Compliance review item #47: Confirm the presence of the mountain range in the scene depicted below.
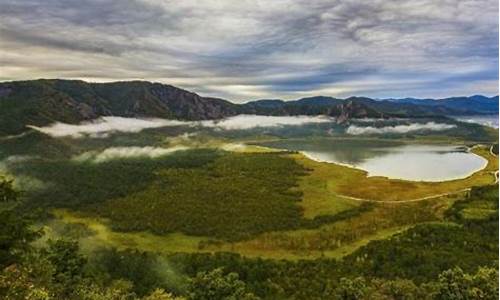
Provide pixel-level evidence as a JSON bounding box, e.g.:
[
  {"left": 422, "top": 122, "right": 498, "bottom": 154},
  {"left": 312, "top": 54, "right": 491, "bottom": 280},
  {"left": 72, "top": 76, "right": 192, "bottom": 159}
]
[
  {"left": 244, "top": 95, "right": 499, "bottom": 117},
  {"left": 0, "top": 79, "right": 498, "bottom": 136}
]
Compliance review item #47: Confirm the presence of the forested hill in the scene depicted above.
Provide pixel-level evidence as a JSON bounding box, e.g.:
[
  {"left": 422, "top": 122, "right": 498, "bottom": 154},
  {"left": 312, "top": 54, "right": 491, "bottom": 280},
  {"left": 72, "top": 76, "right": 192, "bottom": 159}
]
[
  {"left": 0, "top": 79, "right": 240, "bottom": 136},
  {"left": 0, "top": 79, "right": 498, "bottom": 136}
]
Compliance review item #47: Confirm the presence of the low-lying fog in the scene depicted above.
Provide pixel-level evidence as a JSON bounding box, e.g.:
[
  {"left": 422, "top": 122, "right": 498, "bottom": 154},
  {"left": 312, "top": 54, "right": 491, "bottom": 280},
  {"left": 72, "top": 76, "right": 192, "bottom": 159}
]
[
  {"left": 453, "top": 115, "right": 499, "bottom": 129},
  {"left": 73, "top": 146, "right": 189, "bottom": 163},
  {"left": 346, "top": 122, "right": 456, "bottom": 135},
  {"left": 28, "top": 115, "right": 457, "bottom": 138}
]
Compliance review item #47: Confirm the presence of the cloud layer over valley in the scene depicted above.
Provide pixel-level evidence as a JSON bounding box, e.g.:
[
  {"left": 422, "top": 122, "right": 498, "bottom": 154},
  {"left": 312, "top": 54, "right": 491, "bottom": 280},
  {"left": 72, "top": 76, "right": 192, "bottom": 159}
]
[
  {"left": 206, "top": 115, "right": 332, "bottom": 130},
  {"left": 27, "top": 117, "right": 190, "bottom": 138},
  {"left": 28, "top": 115, "right": 334, "bottom": 138},
  {"left": 346, "top": 122, "right": 456, "bottom": 135}
]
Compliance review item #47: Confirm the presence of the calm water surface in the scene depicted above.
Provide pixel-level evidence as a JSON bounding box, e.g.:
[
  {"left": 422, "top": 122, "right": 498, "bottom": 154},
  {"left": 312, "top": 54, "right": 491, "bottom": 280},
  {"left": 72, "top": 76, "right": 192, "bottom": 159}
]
[{"left": 259, "top": 139, "right": 488, "bottom": 182}]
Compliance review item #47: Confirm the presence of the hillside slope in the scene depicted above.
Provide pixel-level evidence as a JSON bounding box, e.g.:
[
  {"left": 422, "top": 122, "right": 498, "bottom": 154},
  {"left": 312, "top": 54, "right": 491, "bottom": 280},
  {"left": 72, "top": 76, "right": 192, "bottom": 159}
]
[{"left": 0, "top": 79, "right": 239, "bottom": 135}]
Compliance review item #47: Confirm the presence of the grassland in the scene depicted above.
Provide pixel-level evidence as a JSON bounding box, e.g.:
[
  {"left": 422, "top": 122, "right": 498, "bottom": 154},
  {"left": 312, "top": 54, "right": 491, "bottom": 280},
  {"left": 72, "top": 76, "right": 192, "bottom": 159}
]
[
  {"left": 43, "top": 210, "right": 209, "bottom": 255},
  {"left": 223, "top": 192, "right": 459, "bottom": 259},
  {"left": 44, "top": 144, "right": 486, "bottom": 260},
  {"left": 48, "top": 191, "right": 461, "bottom": 260}
]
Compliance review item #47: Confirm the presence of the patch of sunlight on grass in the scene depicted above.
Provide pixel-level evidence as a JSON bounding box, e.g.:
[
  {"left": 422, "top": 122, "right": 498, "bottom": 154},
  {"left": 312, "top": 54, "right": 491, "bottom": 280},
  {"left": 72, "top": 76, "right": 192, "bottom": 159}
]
[
  {"left": 298, "top": 156, "right": 361, "bottom": 218},
  {"left": 461, "top": 208, "right": 497, "bottom": 220},
  {"left": 322, "top": 226, "right": 410, "bottom": 258},
  {"left": 51, "top": 209, "right": 209, "bottom": 255}
]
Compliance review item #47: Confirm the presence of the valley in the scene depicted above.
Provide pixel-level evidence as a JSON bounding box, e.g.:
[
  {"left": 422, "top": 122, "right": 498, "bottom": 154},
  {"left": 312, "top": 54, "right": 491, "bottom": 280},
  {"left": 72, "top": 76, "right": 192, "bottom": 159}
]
[
  {"left": 0, "top": 81, "right": 497, "bottom": 299},
  {"left": 1, "top": 0, "right": 498, "bottom": 296},
  {"left": 29, "top": 139, "right": 496, "bottom": 262}
]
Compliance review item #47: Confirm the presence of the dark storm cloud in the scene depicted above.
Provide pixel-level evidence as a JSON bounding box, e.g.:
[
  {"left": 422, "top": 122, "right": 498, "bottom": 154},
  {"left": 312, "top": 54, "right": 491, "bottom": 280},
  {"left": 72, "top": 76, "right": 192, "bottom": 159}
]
[{"left": 0, "top": 0, "right": 497, "bottom": 101}]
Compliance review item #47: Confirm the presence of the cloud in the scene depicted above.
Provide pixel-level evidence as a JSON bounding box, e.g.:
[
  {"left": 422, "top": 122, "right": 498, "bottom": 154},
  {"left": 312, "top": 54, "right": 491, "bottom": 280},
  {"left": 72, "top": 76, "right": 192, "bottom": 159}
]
[
  {"left": 0, "top": 0, "right": 497, "bottom": 100},
  {"left": 29, "top": 115, "right": 335, "bottom": 138},
  {"left": 73, "top": 146, "right": 188, "bottom": 163},
  {"left": 219, "top": 143, "right": 247, "bottom": 152},
  {"left": 453, "top": 115, "right": 499, "bottom": 129},
  {"left": 0, "top": 155, "right": 47, "bottom": 191},
  {"left": 201, "top": 115, "right": 333, "bottom": 130},
  {"left": 346, "top": 122, "right": 456, "bottom": 135},
  {"left": 27, "top": 116, "right": 192, "bottom": 138},
  {"left": 0, "top": 155, "right": 37, "bottom": 172}
]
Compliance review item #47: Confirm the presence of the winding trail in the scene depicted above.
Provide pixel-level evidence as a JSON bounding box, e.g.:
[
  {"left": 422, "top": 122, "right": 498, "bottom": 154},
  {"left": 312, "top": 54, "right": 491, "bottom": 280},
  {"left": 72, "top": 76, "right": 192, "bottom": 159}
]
[
  {"left": 490, "top": 144, "right": 497, "bottom": 157},
  {"left": 489, "top": 145, "right": 499, "bottom": 183},
  {"left": 337, "top": 188, "right": 472, "bottom": 204}
]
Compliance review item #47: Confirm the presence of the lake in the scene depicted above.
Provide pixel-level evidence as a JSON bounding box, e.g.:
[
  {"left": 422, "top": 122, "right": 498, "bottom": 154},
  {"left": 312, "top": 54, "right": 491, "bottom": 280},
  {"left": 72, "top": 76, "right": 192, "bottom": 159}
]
[{"left": 258, "top": 139, "right": 488, "bottom": 182}]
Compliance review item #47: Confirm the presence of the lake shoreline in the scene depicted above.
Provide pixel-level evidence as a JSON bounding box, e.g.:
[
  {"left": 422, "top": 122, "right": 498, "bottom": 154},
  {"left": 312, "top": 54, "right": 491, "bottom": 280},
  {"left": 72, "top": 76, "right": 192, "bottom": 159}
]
[{"left": 257, "top": 140, "right": 491, "bottom": 183}]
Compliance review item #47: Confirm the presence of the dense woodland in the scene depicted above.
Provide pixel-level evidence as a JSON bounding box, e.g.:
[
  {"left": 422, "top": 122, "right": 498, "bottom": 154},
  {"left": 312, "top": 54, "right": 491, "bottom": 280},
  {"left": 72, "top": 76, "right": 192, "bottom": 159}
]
[
  {"left": 9, "top": 148, "right": 222, "bottom": 208},
  {"left": 0, "top": 175, "right": 497, "bottom": 299},
  {"left": 97, "top": 152, "right": 373, "bottom": 241},
  {"left": 98, "top": 152, "right": 308, "bottom": 240},
  {"left": 9, "top": 149, "right": 370, "bottom": 241}
]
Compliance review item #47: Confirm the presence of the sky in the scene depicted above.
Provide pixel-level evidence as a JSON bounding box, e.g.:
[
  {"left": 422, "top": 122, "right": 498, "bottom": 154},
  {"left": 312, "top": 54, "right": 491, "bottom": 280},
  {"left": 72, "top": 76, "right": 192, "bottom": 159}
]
[{"left": 0, "top": 0, "right": 498, "bottom": 102}]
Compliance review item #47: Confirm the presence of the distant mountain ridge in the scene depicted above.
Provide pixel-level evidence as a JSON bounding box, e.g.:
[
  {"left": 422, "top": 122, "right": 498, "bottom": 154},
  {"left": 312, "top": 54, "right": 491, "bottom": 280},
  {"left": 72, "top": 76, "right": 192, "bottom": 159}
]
[
  {"left": 383, "top": 95, "right": 499, "bottom": 114},
  {"left": 244, "top": 95, "right": 499, "bottom": 118},
  {"left": 0, "top": 79, "right": 497, "bottom": 136}
]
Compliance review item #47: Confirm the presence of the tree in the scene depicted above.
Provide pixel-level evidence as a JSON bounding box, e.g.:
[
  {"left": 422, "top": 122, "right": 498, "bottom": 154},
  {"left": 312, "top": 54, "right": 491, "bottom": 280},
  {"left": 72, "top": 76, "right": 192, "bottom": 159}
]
[
  {"left": 0, "top": 209, "right": 41, "bottom": 267},
  {"left": 44, "top": 239, "right": 87, "bottom": 297},
  {"left": 142, "top": 288, "right": 185, "bottom": 300},
  {"left": 188, "top": 268, "right": 259, "bottom": 300},
  {"left": 0, "top": 264, "right": 52, "bottom": 300},
  {"left": 468, "top": 267, "right": 499, "bottom": 300},
  {"left": 0, "top": 177, "right": 18, "bottom": 203},
  {"left": 333, "top": 277, "right": 367, "bottom": 300},
  {"left": 74, "top": 279, "right": 136, "bottom": 300},
  {"left": 435, "top": 267, "right": 498, "bottom": 300},
  {"left": 368, "top": 278, "right": 420, "bottom": 300},
  {"left": 90, "top": 248, "right": 177, "bottom": 296},
  {"left": 0, "top": 177, "right": 41, "bottom": 267}
]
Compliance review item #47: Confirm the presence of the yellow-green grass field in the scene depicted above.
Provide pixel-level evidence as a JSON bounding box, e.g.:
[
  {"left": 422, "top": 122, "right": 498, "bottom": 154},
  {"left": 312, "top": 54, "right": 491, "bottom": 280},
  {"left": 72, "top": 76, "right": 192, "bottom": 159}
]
[
  {"left": 222, "top": 191, "right": 461, "bottom": 259},
  {"left": 45, "top": 209, "right": 209, "bottom": 255},
  {"left": 48, "top": 191, "right": 459, "bottom": 260}
]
